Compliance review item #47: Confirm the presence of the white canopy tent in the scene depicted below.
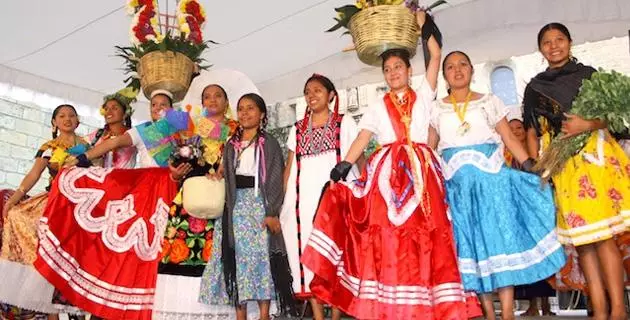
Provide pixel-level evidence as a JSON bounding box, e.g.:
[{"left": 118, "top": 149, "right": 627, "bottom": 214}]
[{"left": 1, "top": 0, "right": 628, "bottom": 121}]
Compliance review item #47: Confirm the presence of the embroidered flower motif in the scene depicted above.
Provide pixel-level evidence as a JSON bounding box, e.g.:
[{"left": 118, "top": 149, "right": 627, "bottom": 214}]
[
  {"left": 566, "top": 211, "right": 587, "bottom": 228},
  {"left": 608, "top": 156, "right": 621, "bottom": 171},
  {"left": 205, "top": 230, "right": 213, "bottom": 240},
  {"left": 577, "top": 175, "right": 597, "bottom": 199},
  {"left": 176, "top": 230, "right": 187, "bottom": 239},
  {"left": 160, "top": 240, "right": 172, "bottom": 261},
  {"left": 169, "top": 239, "right": 190, "bottom": 264},
  {"left": 202, "top": 238, "right": 212, "bottom": 262},
  {"left": 165, "top": 226, "right": 177, "bottom": 240},
  {"left": 608, "top": 188, "right": 623, "bottom": 210},
  {"left": 625, "top": 164, "right": 630, "bottom": 177},
  {"left": 188, "top": 216, "right": 207, "bottom": 234}
]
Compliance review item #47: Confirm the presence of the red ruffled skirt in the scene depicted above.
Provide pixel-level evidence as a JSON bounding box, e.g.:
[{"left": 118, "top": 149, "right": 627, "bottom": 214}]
[
  {"left": 301, "top": 143, "right": 481, "bottom": 319},
  {"left": 34, "top": 167, "right": 178, "bottom": 320}
]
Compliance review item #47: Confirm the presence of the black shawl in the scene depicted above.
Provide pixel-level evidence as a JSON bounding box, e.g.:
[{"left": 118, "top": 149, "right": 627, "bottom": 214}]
[{"left": 523, "top": 60, "right": 596, "bottom": 137}]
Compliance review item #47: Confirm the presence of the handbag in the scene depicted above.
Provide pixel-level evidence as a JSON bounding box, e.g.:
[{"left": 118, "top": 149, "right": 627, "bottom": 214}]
[{"left": 182, "top": 176, "right": 225, "bottom": 219}]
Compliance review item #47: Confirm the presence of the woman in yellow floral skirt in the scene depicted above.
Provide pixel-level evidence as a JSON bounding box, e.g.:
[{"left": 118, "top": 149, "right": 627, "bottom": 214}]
[{"left": 523, "top": 22, "right": 629, "bottom": 320}]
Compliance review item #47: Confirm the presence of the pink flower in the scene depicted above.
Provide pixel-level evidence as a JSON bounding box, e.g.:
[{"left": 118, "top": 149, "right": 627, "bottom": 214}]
[
  {"left": 608, "top": 188, "right": 623, "bottom": 202},
  {"left": 608, "top": 157, "right": 621, "bottom": 171},
  {"left": 625, "top": 164, "right": 630, "bottom": 177},
  {"left": 566, "top": 212, "right": 587, "bottom": 228},
  {"left": 188, "top": 216, "right": 207, "bottom": 234}
]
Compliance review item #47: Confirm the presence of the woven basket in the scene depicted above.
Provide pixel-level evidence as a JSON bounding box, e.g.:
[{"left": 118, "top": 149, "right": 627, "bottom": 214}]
[
  {"left": 349, "top": 5, "right": 419, "bottom": 66},
  {"left": 137, "top": 51, "right": 194, "bottom": 102}
]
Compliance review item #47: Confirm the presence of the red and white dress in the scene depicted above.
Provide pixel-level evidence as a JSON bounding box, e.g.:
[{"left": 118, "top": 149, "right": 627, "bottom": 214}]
[{"left": 301, "top": 77, "right": 482, "bottom": 319}]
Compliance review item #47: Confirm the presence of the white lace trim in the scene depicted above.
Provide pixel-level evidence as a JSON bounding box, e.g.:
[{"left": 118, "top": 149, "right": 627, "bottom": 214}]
[
  {"left": 58, "top": 167, "right": 169, "bottom": 261},
  {"left": 458, "top": 231, "right": 562, "bottom": 278},
  {"left": 442, "top": 146, "right": 504, "bottom": 180}
]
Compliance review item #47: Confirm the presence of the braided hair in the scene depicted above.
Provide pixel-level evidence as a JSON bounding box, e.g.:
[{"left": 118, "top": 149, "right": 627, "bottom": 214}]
[
  {"left": 300, "top": 74, "right": 340, "bottom": 134},
  {"left": 231, "top": 93, "right": 268, "bottom": 146},
  {"left": 51, "top": 104, "right": 78, "bottom": 139}
]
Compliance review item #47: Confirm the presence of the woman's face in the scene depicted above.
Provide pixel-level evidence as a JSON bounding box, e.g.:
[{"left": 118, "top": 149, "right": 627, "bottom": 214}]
[
  {"left": 52, "top": 106, "right": 79, "bottom": 133},
  {"left": 150, "top": 95, "right": 172, "bottom": 121},
  {"left": 237, "top": 97, "right": 263, "bottom": 131},
  {"left": 509, "top": 119, "right": 526, "bottom": 143},
  {"left": 202, "top": 85, "right": 228, "bottom": 116},
  {"left": 443, "top": 53, "right": 473, "bottom": 91},
  {"left": 539, "top": 28, "right": 571, "bottom": 68},
  {"left": 102, "top": 99, "right": 125, "bottom": 125},
  {"left": 304, "top": 80, "right": 333, "bottom": 114},
  {"left": 383, "top": 56, "right": 411, "bottom": 91}
]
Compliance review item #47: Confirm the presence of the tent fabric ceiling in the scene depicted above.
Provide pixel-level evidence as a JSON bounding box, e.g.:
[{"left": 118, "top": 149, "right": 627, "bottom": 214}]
[{"left": 1, "top": 0, "right": 628, "bottom": 111}]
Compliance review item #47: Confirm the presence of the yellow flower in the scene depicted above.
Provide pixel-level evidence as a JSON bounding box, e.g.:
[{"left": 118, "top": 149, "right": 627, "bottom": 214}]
[{"left": 356, "top": 0, "right": 368, "bottom": 9}]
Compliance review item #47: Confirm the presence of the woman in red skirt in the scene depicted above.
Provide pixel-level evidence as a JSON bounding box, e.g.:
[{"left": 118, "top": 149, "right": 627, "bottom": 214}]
[{"left": 300, "top": 11, "right": 482, "bottom": 320}]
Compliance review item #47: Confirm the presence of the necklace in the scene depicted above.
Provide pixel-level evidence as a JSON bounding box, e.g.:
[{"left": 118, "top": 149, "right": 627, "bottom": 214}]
[
  {"left": 306, "top": 111, "right": 332, "bottom": 154},
  {"left": 449, "top": 91, "right": 473, "bottom": 136},
  {"left": 389, "top": 90, "right": 412, "bottom": 129}
]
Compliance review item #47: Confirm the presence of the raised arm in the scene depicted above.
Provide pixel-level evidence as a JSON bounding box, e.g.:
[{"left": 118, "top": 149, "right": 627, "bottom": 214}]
[
  {"left": 417, "top": 11, "right": 441, "bottom": 91},
  {"left": 85, "top": 133, "right": 133, "bottom": 160}
]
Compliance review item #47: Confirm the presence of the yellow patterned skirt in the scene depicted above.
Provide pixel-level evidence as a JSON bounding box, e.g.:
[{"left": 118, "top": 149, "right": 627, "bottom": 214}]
[
  {"left": 0, "top": 193, "right": 48, "bottom": 263},
  {"left": 551, "top": 129, "right": 630, "bottom": 246}
]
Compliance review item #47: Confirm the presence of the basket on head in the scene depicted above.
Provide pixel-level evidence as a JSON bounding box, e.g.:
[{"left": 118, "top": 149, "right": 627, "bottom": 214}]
[
  {"left": 138, "top": 51, "right": 195, "bottom": 103},
  {"left": 349, "top": 5, "right": 419, "bottom": 66}
]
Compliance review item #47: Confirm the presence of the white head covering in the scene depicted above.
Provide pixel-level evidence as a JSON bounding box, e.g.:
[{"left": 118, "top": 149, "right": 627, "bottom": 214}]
[
  {"left": 506, "top": 105, "right": 523, "bottom": 122},
  {"left": 150, "top": 89, "right": 174, "bottom": 100}
]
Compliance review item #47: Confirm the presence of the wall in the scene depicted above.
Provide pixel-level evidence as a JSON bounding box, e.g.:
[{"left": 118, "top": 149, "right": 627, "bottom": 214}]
[{"left": 0, "top": 97, "right": 102, "bottom": 194}]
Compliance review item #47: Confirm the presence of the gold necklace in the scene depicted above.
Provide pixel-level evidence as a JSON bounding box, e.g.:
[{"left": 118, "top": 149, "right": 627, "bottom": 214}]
[{"left": 449, "top": 91, "right": 473, "bottom": 136}]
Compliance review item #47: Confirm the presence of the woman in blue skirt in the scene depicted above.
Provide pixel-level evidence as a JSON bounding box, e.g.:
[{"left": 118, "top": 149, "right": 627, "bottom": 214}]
[{"left": 429, "top": 51, "right": 566, "bottom": 320}]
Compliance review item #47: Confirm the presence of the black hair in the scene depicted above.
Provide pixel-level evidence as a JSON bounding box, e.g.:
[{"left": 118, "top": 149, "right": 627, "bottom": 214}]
[
  {"left": 232, "top": 93, "right": 268, "bottom": 143},
  {"left": 51, "top": 104, "right": 78, "bottom": 139},
  {"left": 152, "top": 93, "right": 173, "bottom": 108},
  {"left": 380, "top": 48, "right": 411, "bottom": 71},
  {"left": 202, "top": 84, "right": 228, "bottom": 101},
  {"left": 537, "top": 22, "right": 572, "bottom": 49},
  {"left": 304, "top": 74, "right": 338, "bottom": 103},
  {"left": 442, "top": 50, "right": 473, "bottom": 73}
]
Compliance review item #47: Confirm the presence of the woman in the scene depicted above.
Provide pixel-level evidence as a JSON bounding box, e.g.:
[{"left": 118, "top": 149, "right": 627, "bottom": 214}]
[
  {"left": 87, "top": 92, "right": 137, "bottom": 169},
  {"left": 280, "top": 74, "right": 362, "bottom": 320},
  {"left": 431, "top": 51, "right": 565, "bottom": 320},
  {"left": 153, "top": 84, "right": 239, "bottom": 320},
  {"left": 0, "top": 105, "right": 88, "bottom": 319},
  {"left": 300, "top": 12, "right": 481, "bottom": 320},
  {"left": 523, "top": 22, "right": 629, "bottom": 320},
  {"left": 505, "top": 110, "right": 558, "bottom": 317},
  {"left": 199, "top": 93, "right": 290, "bottom": 320}
]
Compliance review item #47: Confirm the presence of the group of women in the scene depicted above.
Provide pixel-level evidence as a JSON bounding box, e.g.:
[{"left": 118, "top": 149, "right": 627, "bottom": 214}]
[{"left": 0, "top": 9, "right": 628, "bottom": 320}]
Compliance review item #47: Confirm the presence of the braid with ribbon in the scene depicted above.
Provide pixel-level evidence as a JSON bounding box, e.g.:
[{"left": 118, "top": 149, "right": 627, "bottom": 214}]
[{"left": 293, "top": 73, "right": 342, "bottom": 294}]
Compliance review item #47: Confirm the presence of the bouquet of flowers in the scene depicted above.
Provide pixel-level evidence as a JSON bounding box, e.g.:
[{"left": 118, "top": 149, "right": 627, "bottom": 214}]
[
  {"left": 534, "top": 69, "right": 630, "bottom": 179},
  {"left": 170, "top": 136, "right": 210, "bottom": 178},
  {"left": 115, "top": 0, "right": 216, "bottom": 100}
]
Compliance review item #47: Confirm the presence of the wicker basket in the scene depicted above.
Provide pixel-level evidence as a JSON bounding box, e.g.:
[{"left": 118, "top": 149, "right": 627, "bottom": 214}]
[
  {"left": 137, "top": 51, "right": 195, "bottom": 102},
  {"left": 349, "top": 5, "right": 419, "bottom": 66}
]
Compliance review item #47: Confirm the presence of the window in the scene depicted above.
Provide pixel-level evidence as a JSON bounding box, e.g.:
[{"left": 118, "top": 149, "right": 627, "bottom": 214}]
[{"left": 490, "top": 66, "right": 518, "bottom": 106}]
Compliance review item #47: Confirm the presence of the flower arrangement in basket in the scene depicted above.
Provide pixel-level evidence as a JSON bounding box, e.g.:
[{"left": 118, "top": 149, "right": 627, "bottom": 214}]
[
  {"left": 534, "top": 70, "right": 630, "bottom": 179},
  {"left": 116, "top": 0, "right": 216, "bottom": 102},
  {"left": 327, "top": 0, "right": 447, "bottom": 66},
  {"left": 170, "top": 136, "right": 225, "bottom": 220}
]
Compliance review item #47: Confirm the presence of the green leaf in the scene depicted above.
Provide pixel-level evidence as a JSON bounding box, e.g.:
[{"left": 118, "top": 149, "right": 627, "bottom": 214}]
[
  {"left": 179, "top": 220, "right": 189, "bottom": 231},
  {"left": 186, "top": 237, "right": 195, "bottom": 248}
]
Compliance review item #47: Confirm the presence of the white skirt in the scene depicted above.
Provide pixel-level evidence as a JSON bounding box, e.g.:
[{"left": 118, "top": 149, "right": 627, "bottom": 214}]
[{"left": 153, "top": 274, "right": 277, "bottom": 320}]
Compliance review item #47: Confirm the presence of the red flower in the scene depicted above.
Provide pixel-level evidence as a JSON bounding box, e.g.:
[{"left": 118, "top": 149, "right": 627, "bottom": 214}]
[
  {"left": 188, "top": 216, "right": 207, "bottom": 234},
  {"left": 176, "top": 230, "right": 187, "bottom": 239},
  {"left": 205, "top": 230, "right": 213, "bottom": 240},
  {"left": 169, "top": 239, "right": 190, "bottom": 264},
  {"left": 202, "top": 238, "right": 213, "bottom": 262},
  {"left": 566, "top": 212, "right": 587, "bottom": 228}
]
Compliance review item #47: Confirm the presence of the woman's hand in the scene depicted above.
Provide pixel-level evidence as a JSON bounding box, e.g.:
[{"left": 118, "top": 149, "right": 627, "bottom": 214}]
[
  {"left": 264, "top": 216, "right": 281, "bottom": 234},
  {"left": 561, "top": 113, "right": 594, "bottom": 139},
  {"left": 205, "top": 165, "right": 224, "bottom": 181},
  {"left": 2, "top": 197, "right": 19, "bottom": 219},
  {"left": 169, "top": 162, "right": 192, "bottom": 181}
]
